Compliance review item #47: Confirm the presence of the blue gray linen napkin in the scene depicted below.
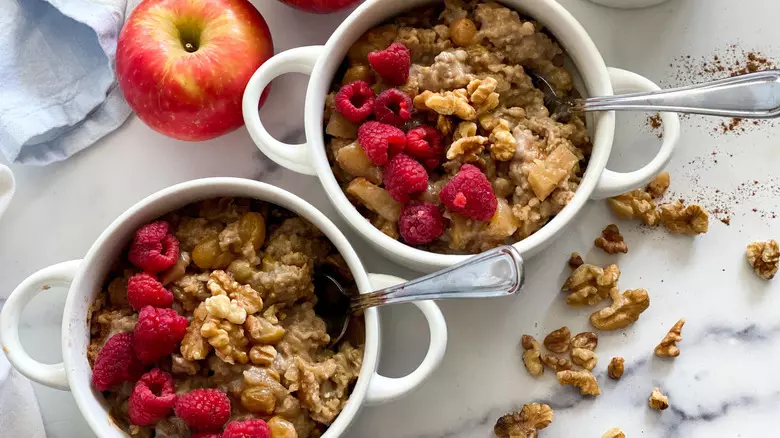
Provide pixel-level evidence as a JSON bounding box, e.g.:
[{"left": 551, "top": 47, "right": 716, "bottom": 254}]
[{"left": 0, "top": 0, "right": 138, "bottom": 165}]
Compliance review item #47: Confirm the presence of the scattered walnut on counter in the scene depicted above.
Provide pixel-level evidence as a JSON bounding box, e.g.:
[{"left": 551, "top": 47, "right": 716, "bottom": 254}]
[
  {"left": 590, "top": 289, "right": 650, "bottom": 331},
  {"left": 608, "top": 189, "right": 659, "bottom": 226},
  {"left": 607, "top": 357, "right": 625, "bottom": 380},
  {"left": 494, "top": 403, "right": 554, "bottom": 438},
  {"left": 594, "top": 224, "right": 628, "bottom": 254},
  {"left": 556, "top": 370, "right": 600, "bottom": 396},
  {"left": 541, "top": 354, "right": 573, "bottom": 372},
  {"left": 521, "top": 335, "right": 544, "bottom": 377},
  {"left": 659, "top": 201, "right": 709, "bottom": 235},
  {"left": 648, "top": 387, "right": 669, "bottom": 410},
  {"left": 602, "top": 428, "right": 626, "bottom": 438},
  {"left": 654, "top": 319, "right": 685, "bottom": 358},
  {"left": 570, "top": 332, "right": 598, "bottom": 351},
  {"left": 568, "top": 252, "right": 584, "bottom": 269},
  {"left": 746, "top": 239, "right": 779, "bottom": 280},
  {"left": 562, "top": 263, "right": 620, "bottom": 306},
  {"left": 543, "top": 326, "right": 571, "bottom": 353},
  {"left": 570, "top": 348, "right": 597, "bottom": 371},
  {"left": 647, "top": 171, "right": 670, "bottom": 198}
]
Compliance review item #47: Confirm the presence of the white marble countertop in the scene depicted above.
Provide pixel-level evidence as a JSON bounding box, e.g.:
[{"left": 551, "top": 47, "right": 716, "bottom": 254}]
[{"left": 2, "top": 0, "right": 780, "bottom": 436}]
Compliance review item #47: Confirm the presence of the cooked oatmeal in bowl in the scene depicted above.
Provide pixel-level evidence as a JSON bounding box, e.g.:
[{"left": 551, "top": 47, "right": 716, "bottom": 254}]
[
  {"left": 88, "top": 198, "right": 364, "bottom": 437},
  {"left": 323, "top": 0, "right": 592, "bottom": 254}
]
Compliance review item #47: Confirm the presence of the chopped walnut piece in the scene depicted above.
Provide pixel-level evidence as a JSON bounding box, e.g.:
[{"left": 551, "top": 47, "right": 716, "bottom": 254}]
[
  {"left": 647, "top": 171, "right": 670, "bottom": 198},
  {"left": 446, "top": 135, "right": 488, "bottom": 162},
  {"left": 521, "top": 335, "right": 543, "bottom": 377},
  {"left": 568, "top": 252, "right": 584, "bottom": 269},
  {"left": 659, "top": 201, "right": 709, "bottom": 235},
  {"left": 245, "top": 314, "right": 286, "bottom": 345},
  {"left": 543, "top": 326, "right": 571, "bottom": 353},
  {"left": 746, "top": 240, "right": 779, "bottom": 280},
  {"left": 556, "top": 370, "right": 600, "bottom": 396},
  {"left": 345, "top": 178, "right": 402, "bottom": 222},
  {"left": 453, "top": 121, "right": 478, "bottom": 140},
  {"left": 204, "top": 295, "right": 247, "bottom": 325},
  {"left": 607, "top": 357, "right": 625, "bottom": 380},
  {"left": 608, "top": 189, "right": 659, "bottom": 226},
  {"left": 562, "top": 263, "right": 620, "bottom": 306},
  {"left": 654, "top": 318, "right": 685, "bottom": 357},
  {"left": 413, "top": 89, "right": 476, "bottom": 120},
  {"left": 541, "top": 354, "right": 572, "bottom": 372},
  {"left": 602, "top": 428, "right": 626, "bottom": 438},
  {"left": 570, "top": 348, "right": 597, "bottom": 371},
  {"left": 590, "top": 289, "right": 650, "bottom": 331},
  {"left": 181, "top": 303, "right": 211, "bottom": 361},
  {"left": 488, "top": 122, "right": 517, "bottom": 161},
  {"left": 207, "top": 270, "right": 263, "bottom": 315},
  {"left": 649, "top": 387, "right": 669, "bottom": 410},
  {"left": 570, "top": 332, "right": 598, "bottom": 351},
  {"left": 201, "top": 316, "right": 249, "bottom": 365},
  {"left": 494, "top": 403, "right": 554, "bottom": 437},
  {"left": 594, "top": 224, "right": 628, "bottom": 254},
  {"left": 466, "top": 77, "right": 500, "bottom": 115},
  {"left": 249, "top": 345, "right": 277, "bottom": 366}
]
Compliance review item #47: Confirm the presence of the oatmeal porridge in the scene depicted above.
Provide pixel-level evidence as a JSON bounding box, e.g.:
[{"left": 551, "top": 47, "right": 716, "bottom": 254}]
[
  {"left": 88, "top": 198, "right": 364, "bottom": 437},
  {"left": 324, "top": 0, "right": 591, "bottom": 254}
]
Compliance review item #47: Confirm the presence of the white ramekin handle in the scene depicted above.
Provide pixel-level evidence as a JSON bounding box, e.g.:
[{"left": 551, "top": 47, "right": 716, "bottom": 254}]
[
  {"left": 242, "top": 46, "right": 324, "bottom": 176},
  {"left": 364, "top": 273, "right": 447, "bottom": 405},
  {"left": 590, "top": 67, "right": 682, "bottom": 199},
  {"left": 0, "top": 260, "right": 80, "bottom": 390}
]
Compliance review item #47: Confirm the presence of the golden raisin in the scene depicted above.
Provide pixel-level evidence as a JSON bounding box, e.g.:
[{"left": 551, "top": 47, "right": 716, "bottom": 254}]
[
  {"left": 241, "top": 386, "right": 276, "bottom": 414},
  {"left": 239, "top": 212, "right": 266, "bottom": 250},
  {"left": 228, "top": 259, "right": 255, "bottom": 284},
  {"left": 450, "top": 18, "right": 477, "bottom": 47},
  {"left": 192, "top": 238, "right": 235, "bottom": 269},
  {"left": 268, "top": 416, "right": 298, "bottom": 438},
  {"left": 343, "top": 64, "right": 375, "bottom": 85}
]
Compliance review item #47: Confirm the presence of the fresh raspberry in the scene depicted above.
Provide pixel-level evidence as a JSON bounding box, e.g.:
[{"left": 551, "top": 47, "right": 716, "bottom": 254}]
[
  {"left": 439, "top": 164, "right": 498, "bottom": 221},
  {"left": 398, "top": 202, "right": 446, "bottom": 245},
  {"left": 133, "top": 306, "right": 188, "bottom": 364},
  {"left": 175, "top": 388, "right": 231, "bottom": 431},
  {"left": 222, "top": 419, "right": 271, "bottom": 438},
  {"left": 92, "top": 332, "right": 144, "bottom": 391},
  {"left": 357, "top": 121, "right": 406, "bottom": 166},
  {"left": 128, "top": 369, "right": 177, "bottom": 426},
  {"left": 383, "top": 153, "right": 428, "bottom": 203},
  {"left": 368, "top": 43, "right": 411, "bottom": 85},
  {"left": 373, "top": 88, "right": 412, "bottom": 127},
  {"left": 335, "top": 80, "right": 375, "bottom": 123},
  {"left": 405, "top": 126, "right": 443, "bottom": 169},
  {"left": 128, "top": 221, "right": 180, "bottom": 273},
  {"left": 127, "top": 272, "right": 173, "bottom": 311}
]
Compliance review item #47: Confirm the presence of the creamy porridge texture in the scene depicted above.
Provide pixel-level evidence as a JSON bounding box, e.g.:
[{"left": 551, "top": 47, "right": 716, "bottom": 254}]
[
  {"left": 324, "top": 0, "right": 591, "bottom": 254},
  {"left": 88, "top": 198, "right": 364, "bottom": 438}
]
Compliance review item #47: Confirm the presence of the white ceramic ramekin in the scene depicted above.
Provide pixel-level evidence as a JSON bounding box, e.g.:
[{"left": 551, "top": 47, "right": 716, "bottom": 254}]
[
  {"left": 588, "top": 0, "right": 672, "bottom": 9},
  {"left": 0, "top": 178, "right": 447, "bottom": 437},
  {"left": 242, "top": 0, "right": 681, "bottom": 272}
]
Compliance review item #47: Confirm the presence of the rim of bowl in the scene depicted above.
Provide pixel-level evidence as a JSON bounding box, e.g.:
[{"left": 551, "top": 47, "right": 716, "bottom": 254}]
[
  {"left": 61, "top": 178, "right": 378, "bottom": 437},
  {"left": 305, "top": 0, "right": 616, "bottom": 270}
]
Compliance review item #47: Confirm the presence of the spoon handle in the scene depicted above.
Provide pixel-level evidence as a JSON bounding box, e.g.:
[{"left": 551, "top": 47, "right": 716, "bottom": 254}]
[
  {"left": 573, "top": 69, "right": 780, "bottom": 118},
  {"left": 350, "top": 246, "right": 524, "bottom": 311}
]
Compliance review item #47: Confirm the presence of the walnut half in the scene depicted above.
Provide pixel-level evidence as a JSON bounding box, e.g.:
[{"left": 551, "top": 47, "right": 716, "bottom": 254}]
[
  {"left": 521, "top": 335, "right": 544, "bottom": 377},
  {"left": 570, "top": 332, "right": 598, "bottom": 351},
  {"left": 602, "top": 428, "right": 626, "bottom": 438},
  {"left": 570, "top": 348, "right": 597, "bottom": 371},
  {"left": 562, "top": 264, "right": 620, "bottom": 307},
  {"left": 541, "top": 354, "right": 572, "bottom": 372},
  {"left": 543, "top": 326, "right": 571, "bottom": 353},
  {"left": 494, "top": 403, "right": 554, "bottom": 437},
  {"left": 746, "top": 239, "right": 779, "bottom": 280},
  {"left": 649, "top": 387, "right": 669, "bottom": 410},
  {"left": 654, "top": 318, "right": 685, "bottom": 357},
  {"left": 594, "top": 224, "right": 628, "bottom": 254},
  {"left": 556, "top": 370, "right": 600, "bottom": 396},
  {"left": 590, "top": 289, "right": 650, "bottom": 331},
  {"left": 608, "top": 189, "right": 659, "bottom": 226},
  {"left": 659, "top": 201, "right": 709, "bottom": 235},
  {"left": 607, "top": 357, "right": 625, "bottom": 380}
]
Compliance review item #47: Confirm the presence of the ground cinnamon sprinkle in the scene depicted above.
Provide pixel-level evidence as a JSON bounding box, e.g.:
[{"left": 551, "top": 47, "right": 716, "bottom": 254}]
[{"left": 646, "top": 113, "right": 663, "bottom": 138}]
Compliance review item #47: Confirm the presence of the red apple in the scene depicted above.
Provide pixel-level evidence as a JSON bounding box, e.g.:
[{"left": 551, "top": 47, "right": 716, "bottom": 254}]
[
  {"left": 117, "top": 0, "right": 273, "bottom": 141},
  {"left": 278, "top": 0, "right": 361, "bottom": 14}
]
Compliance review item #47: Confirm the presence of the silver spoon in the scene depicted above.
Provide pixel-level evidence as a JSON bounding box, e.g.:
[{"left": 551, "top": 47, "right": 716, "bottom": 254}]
[
  {"left": 529, "top": 69, "right": 780, "bottom": 121},
  {"left": 314, "top": 245, "right": 524, "bottom": 345}
]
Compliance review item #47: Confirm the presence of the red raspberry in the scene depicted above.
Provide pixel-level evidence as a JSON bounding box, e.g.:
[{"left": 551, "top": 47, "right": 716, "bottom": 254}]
[
  {"left": 368, "top": 43, "right": 411, "bottom": 85},
  {"left": 383, "top": 153, "right": 428, "bottom": 203},
  {"left": 175, "top": 388, "right": 231, "bottom": 431},
  {"left": 133, "top": 306, "right": 188, "bottom": 364},
  {"left": 357, "top": 121, "right": 406, "bottom": 166},
  {"left": 405, "top": 126, "right": 443, "bottom": 169},
  {"left": 398, "top": 202, "right": 446, "bottom": 245},
  {"left": 373, "top": 88, "right": 412, "bottom": 127},
  {"left": 128, "top": 369, "right": 177, "bottom": 426},
  {"left": 92, "top": 332, "right": 144, "bottom": 391},
  {"left": 222, "top": 419, "right": 271, "bottom": 438},
  {"left": 439, "top": 164, "right": 498, "bottom": 221},
  {"left": 335, "top": 80, "right": 375, "bottom": 123},
  {"left": 127, "top": 272, "right": 173, "bottom": 311},
  {"left": 128, "top": 221, "right": 180, "bottom": 273}
]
